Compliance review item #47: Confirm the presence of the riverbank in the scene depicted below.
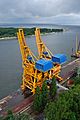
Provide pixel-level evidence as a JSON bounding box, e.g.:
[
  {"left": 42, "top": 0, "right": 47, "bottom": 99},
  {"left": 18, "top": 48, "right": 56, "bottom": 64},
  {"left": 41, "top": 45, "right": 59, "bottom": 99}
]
[
  {"left": 0, "top": 27, "right": 63, "bottom": 40},
  {"left": 0, "top": 36, "right": 17, "bottom": 40},
  {"left": 0, "top": 31, "right": 63, "bottom": 41}
]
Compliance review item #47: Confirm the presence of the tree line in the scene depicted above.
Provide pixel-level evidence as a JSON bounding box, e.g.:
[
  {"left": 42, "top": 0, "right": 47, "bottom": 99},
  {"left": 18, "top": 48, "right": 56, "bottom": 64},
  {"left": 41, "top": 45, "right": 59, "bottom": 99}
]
[
  {"left": 44, "top": 71, "right": 80, "bottom": 120},
  {"left": 0, "top": 27, "right": 63, "bottom": 38}
]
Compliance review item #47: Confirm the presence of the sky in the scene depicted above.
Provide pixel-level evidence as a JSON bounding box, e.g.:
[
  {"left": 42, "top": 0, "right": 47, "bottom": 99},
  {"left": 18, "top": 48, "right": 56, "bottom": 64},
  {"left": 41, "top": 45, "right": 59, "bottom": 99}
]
[{"left": 0, "top": 0, "right": 80, "bottom": 25}]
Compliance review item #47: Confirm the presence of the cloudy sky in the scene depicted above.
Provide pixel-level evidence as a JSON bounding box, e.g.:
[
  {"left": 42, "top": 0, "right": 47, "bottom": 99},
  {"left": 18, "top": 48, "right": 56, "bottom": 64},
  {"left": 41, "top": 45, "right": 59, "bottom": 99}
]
[{"left": 0, "top": 0, "right": 80, "bottom": 25}]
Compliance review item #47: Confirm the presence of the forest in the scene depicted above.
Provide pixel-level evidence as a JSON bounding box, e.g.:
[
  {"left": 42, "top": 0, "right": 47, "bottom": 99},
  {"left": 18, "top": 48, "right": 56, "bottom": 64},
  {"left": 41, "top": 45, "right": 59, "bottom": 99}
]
[{"left": 0, "top": 27, "right": 63, "bottom": 38}]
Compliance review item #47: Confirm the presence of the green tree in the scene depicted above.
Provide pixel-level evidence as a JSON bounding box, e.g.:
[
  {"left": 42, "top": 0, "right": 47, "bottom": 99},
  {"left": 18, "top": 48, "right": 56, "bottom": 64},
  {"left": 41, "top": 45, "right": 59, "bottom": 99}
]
[
  {"left": 33, "top": 80, "right": 48, "bottom": 112},
  {"left": 44, "top": 85, "right": 80, "bottom": 120},
  {"left": 74, "top": 76, "right": 80, "bottom": 85},
  {"left": 4, "top": 110, "right": 15, "bottom": 120},
  {"left": 33, "top": 86, "right": 42, "bottom": 112},
  {"left": 15, "top": 113, "right": 33, "bottom": 120},
  {"left": 1, "top": 111, "right": 33, "bottom": 120},
  {"left": 41, "top": 80, "right": 48, "bottom": 108},
  {"left": 0, "top": 116, "right": 3, "bottom": 120},
  {"left": 50, "top": 77, "right": 57, "bottom": 98}
]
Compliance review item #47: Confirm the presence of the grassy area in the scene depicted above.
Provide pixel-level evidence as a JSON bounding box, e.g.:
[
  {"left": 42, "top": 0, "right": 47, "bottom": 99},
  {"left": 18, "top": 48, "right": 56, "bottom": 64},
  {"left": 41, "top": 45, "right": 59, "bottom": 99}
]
[{"left": 0, "top": 27, "right": 63, "bottom": 38}]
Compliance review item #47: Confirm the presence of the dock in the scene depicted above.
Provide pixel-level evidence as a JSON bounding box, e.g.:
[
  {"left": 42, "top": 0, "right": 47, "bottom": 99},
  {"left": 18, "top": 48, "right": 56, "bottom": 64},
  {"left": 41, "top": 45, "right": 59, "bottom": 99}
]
[{"left": 0, "top": 58, "right": 80, "bottom": 117}]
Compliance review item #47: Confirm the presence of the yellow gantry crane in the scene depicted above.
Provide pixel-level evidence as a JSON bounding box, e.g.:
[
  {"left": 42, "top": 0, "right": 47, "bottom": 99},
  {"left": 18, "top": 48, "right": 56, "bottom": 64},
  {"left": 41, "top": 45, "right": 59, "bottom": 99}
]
[
  {"left": 17, "top": 29, "right": 54, "bottom": 96},
  {"left": 17, "top": 29, "right": 38, "bottom": 95},
  {"left": 76, "top": 35, "right": 80, "bottom": 57},
  {"left": 35, "top": 28, "right": 64, "bottom": 81},
  {"left": 71, "top": 34, "right": 80, "bottom": 58},
  {"left": 17, "top": 28, "right": 67, "bottom": 96}
]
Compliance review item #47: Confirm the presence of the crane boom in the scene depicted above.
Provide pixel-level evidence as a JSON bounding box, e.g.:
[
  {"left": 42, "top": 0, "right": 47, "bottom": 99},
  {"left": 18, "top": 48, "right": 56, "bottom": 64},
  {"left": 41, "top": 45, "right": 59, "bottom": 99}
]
[
  {"left": 17, "top": 29, "right": 37, "bottom": 64},
  {"left": 35, "top": 28, "right": 53, "bottom": 59}
]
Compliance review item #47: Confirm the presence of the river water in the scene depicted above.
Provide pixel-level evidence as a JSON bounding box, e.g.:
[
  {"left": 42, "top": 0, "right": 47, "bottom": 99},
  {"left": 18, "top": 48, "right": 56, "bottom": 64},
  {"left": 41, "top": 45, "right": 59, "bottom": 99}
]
[{"left": 0, "top": 25, "right": 80, "bottom": 99}]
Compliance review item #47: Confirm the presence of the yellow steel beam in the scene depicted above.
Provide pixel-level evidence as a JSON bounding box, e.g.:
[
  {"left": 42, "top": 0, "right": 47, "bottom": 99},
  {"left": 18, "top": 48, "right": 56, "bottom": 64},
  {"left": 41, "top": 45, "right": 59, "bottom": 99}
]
[
  {"left": 35, "top": 28, "right": 53, "bottom": 58},
  {"left": 76, "top": 34, "right": 78, "bottom": 54},
  {"left": 17, "top": 28, "right": 63, "bottom": 96}
]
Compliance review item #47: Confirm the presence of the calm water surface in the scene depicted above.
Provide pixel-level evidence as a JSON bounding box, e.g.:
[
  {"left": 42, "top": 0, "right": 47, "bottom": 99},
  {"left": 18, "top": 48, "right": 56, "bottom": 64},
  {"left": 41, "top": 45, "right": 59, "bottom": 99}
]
[{"left": 0, "top": 26, "right": 80, "bottom": 99}]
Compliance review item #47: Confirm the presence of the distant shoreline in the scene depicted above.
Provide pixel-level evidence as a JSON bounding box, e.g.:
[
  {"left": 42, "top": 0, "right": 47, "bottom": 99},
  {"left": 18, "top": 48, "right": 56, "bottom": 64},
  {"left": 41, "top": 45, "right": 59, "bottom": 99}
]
[
  {"left": 0, "top": 32, "right": 61, "bottom": 41},
  {"left": 0, "top": 36, "right": 17, "bottom": 40},
  {"left": 0, "top": 27, "right": 63, "bottom": 41}
]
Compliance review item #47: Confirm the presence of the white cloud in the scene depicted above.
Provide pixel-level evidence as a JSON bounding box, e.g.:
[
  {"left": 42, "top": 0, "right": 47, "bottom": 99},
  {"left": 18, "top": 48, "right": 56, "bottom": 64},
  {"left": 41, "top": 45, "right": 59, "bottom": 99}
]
[{"left": 0, "top": 0, "right": 80, "bottom": 24}]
